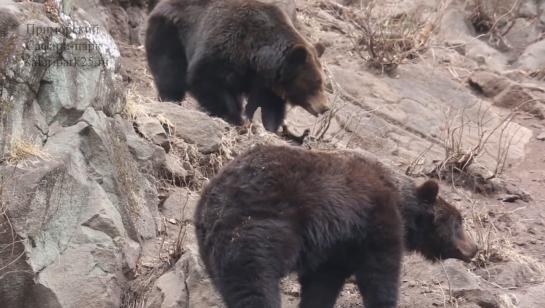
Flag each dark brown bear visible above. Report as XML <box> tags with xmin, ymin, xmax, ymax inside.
<box><xmin>195</xmin><ymin>145</ymin><xmax>478</xmax><ymax>308</ymax></box>
<box><xmin>145</xmin><ymin>0</ymin><xmax>329</xmax><ymax>131</ymax></box>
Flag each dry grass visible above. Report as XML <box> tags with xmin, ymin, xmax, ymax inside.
<box><xmin>431</xmin><ymin>103</ymin><xmax>517</xmax><ymax>179</ymax></box>
<box><xmin>459</xmin><ymin>196</ymin><xmax>545</xmax><ymax>285</ymax></box>
<box><xmin>406</xmin><ymin>101</ymin><xmax>524</xmax><ymax>193</ymax></box>
<box><xmin>123</xmin><ymin>88</ymin><xmax>152</xmax><ymax>120</ymax></box>
<box><xmin>0</xmin><ymin>97</ymin><xmax>12</xmax><ymax>117</ymax></box>
<box><xmin>466</xmin><ymin>0</ymin><xmax>520</xmax><ymax>51</ymax></box>
<box><xmin>110</xmin><ymin>131</ymin><xmax>148</xmax><ymax>221</ymax></box>
<box><xmin>466</xmin><ymin>200</ymin><xmax>508</xmax><ymax>267</ymax></box>
<box><xmin>122</xmin><ymin>86</ymin><xmax>242</xmax><ymax>191</ymax></box>
<box><xmin>0</xmin><ymin>166</ymin><xmax>28</xmax><ymax>282</ymax></box>
<box><xmin>121</xmin><ymin>263</ymin><xmax>171</xmax><ymax>308</ymax></box>
<box><xmin>309</xmin><ymin>63</ymin><xmax>386</xmax><ymax>146</ymax></box>
<box><xmin>0</xmin><ymin>34</ymin><xmax>17</xmax><ymax>75</ymax></box>
<box><xmin>121</xmin><ymin>194</ymin><xmax>195</xmax><ymax>308</ymax></box>
<box><xmin>2</xmin><ymin>139</ymin><xmax>50</xmax><ymax>166</ymax></box>
<box><xmin>44</xmin><ymin>0</ymin><xmax>61</xmax><ymax>23</ymax></box>
<box><xmin>319</xmin><ymin>0</ymin><xmax>450</xmax><ymax>74</ymax></box>
<box><xmin>530</xmin><ymin>68</ymin><xmax>545</xmax><ymax>81</ymax></box>
<box><xmin>311</xmin><ymin>64</ymin><xmax>349</xmax><ymax>141</ymax></box>
<box><xmin>155</xmin><ymin>114</ymin><xmax>175</xmax><ymax>133</ymax></box>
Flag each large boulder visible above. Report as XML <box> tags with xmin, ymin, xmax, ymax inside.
<box><xmin>0</xmin><ymin>1</ymin><xmax>159</xmax><ymax>307</ymax></box>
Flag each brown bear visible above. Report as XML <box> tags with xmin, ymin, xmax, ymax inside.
<box><xmin>145</xmin><ymin>0</ymin><xmax>329</xmax><ymax>130</ymax></box>
<box><xmin>195</xmin><ymin>144</ymin><xmax>478</xmax><ymax>308</ymax></box>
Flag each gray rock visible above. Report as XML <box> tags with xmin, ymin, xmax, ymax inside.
<box><xmin>433</xmin><ymin>259</ymin><xmax>481</xmax><ymax>293</ymax></box>
<box><xmin>519</xmin><ymin>0</ymin><xmax>538</xmax><ymax>18</ymax></box>
<box><xmin>146</xmin><ymin>269</ymin><xmax>188</xmax><ymax>308</ymax></box>
<box><xmin>516</xmin><ymin>283</ymin><xmax>545</xmax><ymax>308</ymax></box>
<box><xmin>0</xmin><ymin>1</ymin><xmax>159</xmax><ymax>307</ymax></box>
<box><xmin>445</xmin><ymin>40</ymin><xmax>467</xmax><ymax>56</ymax></box>
<box><xmin>136</xmin><ymin>115</ymin><xmax>170</xmax><ymax>151</ymax></box>
<box><xmin>484</xmin><ymin>261</ymin><xmax>545</xmax><ymax>288</ymax></box>
<box><xmin>161</xmin><ymin>188</ymin><xmax>199</xmax><ymax>223</ymax></box>
<box><xmin>536</xmin><ymin>132</ymin><xmax>545</xmax><ymax>141</ymax></box>
<box><xmin>516</xmin><ymin>40</ymin><xmax>545</xmax><ymax>71</ymax></box>
<box><xmin>468</xmin><ymin>72</ymin><xmax>512</xmax><ymax>98</ymax></box>
<box><xmin>142</xmin><ymin>102</ymin><xmax>229</xmax><ymax>154</ymax></box>
<box><xmin>175</xmin><ymin>244</ymin><xmax>225</xmax><ymax>308</ymax></box>
<box><xmin>115</xmin><ymin>114</ymin><xmax>168</xmax><ymax>172</ymax></box>
<box><xmin>493</xmin><ymin>84</ymin><xmax>544</xmax><ymax>118</ymax></box>
<box><xmin>327</xmin><ymin>63</ymin><xmax>532</xmax><ymax>172</ymax></box>
<box><xmin>503</xmin><ymin>18</ymin><xmax>541</xmax><ymax>55</ymax></box>
<box><xmin>468</xmin><ymin>72</ymin><xmax>545</xmax><ymax>118</ymax></box>
<box><xmin>146</xmin><ymin>242</ymin><xmax>224</xmax><ymax>308</ymax></box>
<box><xmin>65</xmin><ymin>0</ymin><xmax>147</xmax><ymax>45</ymax></box>
<box><xmin>498</xmin><ymin>293</ymin><xmax>519</xmax><ymax>308</ymax></box>
<box><xmin>540</xmin><ymin>1</ymin><xmax>545</xmax><ymax>25</ymax></box>
<box><xmin>162</xmin><ymin>154</ymin><xmax>189</xmax><ymax>184</ymax></box>
<box><xmin>453</xmin><ymin>289</ymin><xmax>500</xmax><ymax>308</ymax></box>
<box><xmin>1</xmin><ymin>161</ymin><xmax>126</xmax><ymax>308</ymax></box>
<box><xmin>263</xmin><ymin>0</ymin><xmax>296</xmax><ymax>23</ymax></box>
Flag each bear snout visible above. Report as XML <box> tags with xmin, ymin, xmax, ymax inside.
<box><xmin>303</xmin><ymin>92</ymin><xmax>330</xmax><ymax>116</ymax></box>
<box><xmin>455</xmin><ymin>233</ymin><xmax>479</xmax><ymax>262</ymax></box>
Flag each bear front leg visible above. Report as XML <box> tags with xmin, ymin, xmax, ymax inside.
<box><xmin>354</xmin><ymin>244</ymin><xmax>402</xmax><ymax>308</ymax></box>
<box><xmin>280</xmin><ymin>125</ymin><xmax>310</xmax><ymax>145</ymax></box>
<box><xmin>246</xmin><ymin>87</ymin><xmax>286</xmax><ymax>132</ymax></box>
<box><xmin>298</xmin><ymin>268</ymin><xmax>349</xmax><ymax>308</ymax></box>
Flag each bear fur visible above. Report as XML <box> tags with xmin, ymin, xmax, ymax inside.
<box><xmin>145</xmin><ymin>0</ymin><xmax>329</xmax><ymax>130</ymax></box>
<box><xmin>195</xmin><ymin>145</ymin><xmax>478</xmax><ymax>308</ymax></box>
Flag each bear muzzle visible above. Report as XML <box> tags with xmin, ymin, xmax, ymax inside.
<box><xmin>303</xmin><ymin>92</ymin><xmax>330</xmax><ymax>116</ymax></box>
<box><xmin>455</xmin><ymin>232</ymin><xmax>479</xmax><ymax>262</ymax></box>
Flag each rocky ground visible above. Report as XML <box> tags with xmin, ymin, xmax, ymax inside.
<box><xmin>1</xmin><ymin>0</ymin><xmax>545</xmax><ymax>307</ymax></box>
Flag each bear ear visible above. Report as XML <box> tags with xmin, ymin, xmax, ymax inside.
<box><xmin>314</xmin><ymin>42</ymin><xmax>326</xmax><ymax>58</ymax></box>
<box><xmin>416</xmin><ymin>180</ymin><xmax>439</xmax><ymax>204</ymax></box>
<box><xmin>286</xmin><ymin>45</ymin><xmax>308</xmax><ymax>66</ymax></box>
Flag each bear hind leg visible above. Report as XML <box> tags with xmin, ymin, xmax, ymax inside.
<box><xmin>214</xmin><ymin>251</ymin><xmax>283</xmax><ymax>308</ymax></box>
<box><xmin>219</xmin><ymin>275</ymin><xmax>281</xmax><ymax>308</ymax></box>
<box><xmin>190</xmin><ymin>83</ymin><xmax>244</xmax><ymax>125</ymax></box>
<box><xmin>145</xmin><ymin>16</ymin><xmax>187</xmax><ymax>102</ymax></box>
<box><xmin>187</xmin><ymin>66</ymin><xmax>244</xmax><ymax>125</ymax></box>
<box><xmin>298</xmin><ymin>268</ymin><xmax>349</xmax><ymax>308</ymax></box>
<box><xmin>210</xmin><ymin>222</ymin><xmax>297</xmax><ymax>308</ymax></box>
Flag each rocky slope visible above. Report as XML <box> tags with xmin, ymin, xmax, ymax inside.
<box><xmin>1</xmin><ymin>0</ymin><xmax>545</xmax><ymax>307</ymax></box>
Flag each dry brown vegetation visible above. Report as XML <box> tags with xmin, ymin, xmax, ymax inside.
<box><xmin>1</xmin><ymin>138</ymin><xmax>50</xmax><ymax>166</ymax></box>
<box><xmin>530</xmin><ymin>68</ymin><xmax>545</xmax><ymax>81</ymax></box>
<box><xmin>123</xmin><ymin>88</ymin><xmax>241</xmax><ymax>191</ymax></box>
<box><xmin>431</xmin><ymin>103</ymin><xmax>517</xmax><ymax>179</ymax></box>
<box><xmin>318</xmin><ymin>0</ymin><xmax>450</xmax><ymax>74</ymax></box>
<box><xmin>0</xmin><ymin>35</ymin><xmax>16</xmax><ymax>73</ymax></box>
<box><xmin>466</xmin><ymin>198</ymin><xmax>545</xmax><ymax>284</ymax></box>
<box><xmin>406</xmin><ymin>101</ymin><xmax>524</xmax><ymax>194</ymax></box>
<box><xmin>466</xmin><ymin>0</ymin><xmax>521</xmax><ymax>51</ymax></box>
<box><xmin>0</xmin><ymin>167</ymin><xmax>27</xmax><ymax>281</ymax></box>
<box><xmin>0</xmin><ymin>97</ymin><xmax>12</xmax><ymax>116</ymax></box>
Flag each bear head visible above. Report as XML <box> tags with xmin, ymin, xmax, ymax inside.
<box><xmin>406</xmin><ymin>180</ymin><xmax>478</xmax><ymax>262</ymax></box>
<box><xmin>276</xmin><ymin>44</ymin><xmax>329</xmax><ymax>116</ymax></box>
